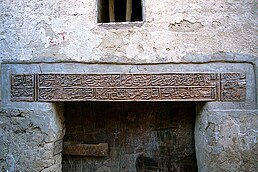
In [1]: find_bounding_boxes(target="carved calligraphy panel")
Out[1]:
[37,73,218,101]
[11,75,35,101]
[37,73,217,87]
[220,73,246,101]
[10,73,246,102]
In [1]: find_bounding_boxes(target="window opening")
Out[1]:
[97,0,143,23]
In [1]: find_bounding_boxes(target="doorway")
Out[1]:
[62,102,197,172]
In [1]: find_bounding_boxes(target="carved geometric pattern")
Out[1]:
[10,73,246,102]
[220,73,246,101]
[10,74,35,101]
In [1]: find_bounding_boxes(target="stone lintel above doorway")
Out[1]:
[10,73,246,102]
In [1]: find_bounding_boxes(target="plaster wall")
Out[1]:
[0,0,258,104]
[0,0,257,171]
[0,0,257,63]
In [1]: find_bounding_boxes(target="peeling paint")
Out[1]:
[168,20,204,32]
[0,0,257,62]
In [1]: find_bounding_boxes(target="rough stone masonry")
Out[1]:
[0,0,257,172]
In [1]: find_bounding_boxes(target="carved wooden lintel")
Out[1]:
[10,73,246,102]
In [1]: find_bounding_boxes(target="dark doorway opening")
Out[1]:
[97,0,143,23]
[62,102,197,172]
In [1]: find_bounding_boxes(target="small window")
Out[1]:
[97,0,143,23]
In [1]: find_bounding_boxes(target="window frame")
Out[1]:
[95,0,145,26]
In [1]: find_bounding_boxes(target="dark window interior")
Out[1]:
[97,0,143,23]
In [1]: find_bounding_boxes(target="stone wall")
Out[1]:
[0,103,65,172]
[195,103,258,172]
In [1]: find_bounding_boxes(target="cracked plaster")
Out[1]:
[0,0,257,171]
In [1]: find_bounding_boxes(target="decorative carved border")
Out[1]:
[11,74,35,102]
[10,73,246,102]
[220,73,246,101]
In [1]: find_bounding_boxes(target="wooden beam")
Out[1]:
[63,142,109,157]
[109,0,115,22]
[126,0,132,22]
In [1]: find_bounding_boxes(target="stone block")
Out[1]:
[195,106,258,172]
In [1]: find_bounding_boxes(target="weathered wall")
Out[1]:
[0,0,257,172]
[1,62,256,171]
[0,0,257,99]
[0,103,65,172]
[195,103,258,172]
[0,0,257,62]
